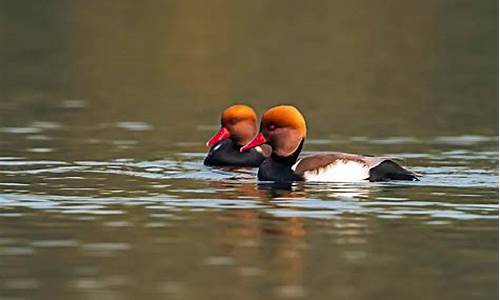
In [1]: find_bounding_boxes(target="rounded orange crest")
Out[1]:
[261,105,307,137]
[221,104,257,125]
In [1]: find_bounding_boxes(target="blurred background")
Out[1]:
[1,0,497,148]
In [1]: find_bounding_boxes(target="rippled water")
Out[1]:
[0,117,498,299]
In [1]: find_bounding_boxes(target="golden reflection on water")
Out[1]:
[214,208,308,297]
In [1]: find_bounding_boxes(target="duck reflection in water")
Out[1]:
[212,195,307,297]
[207,180,373,298]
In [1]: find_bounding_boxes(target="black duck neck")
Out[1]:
[270,139,304,166]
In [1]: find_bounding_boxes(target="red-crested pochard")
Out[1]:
[240,105,420,182]
[204,104,270,167]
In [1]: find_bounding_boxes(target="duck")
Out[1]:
[240,105,420,182]
[204,104,270,167]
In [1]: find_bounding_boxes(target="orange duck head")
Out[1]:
[241,105,307,157]
[206,104,259,147]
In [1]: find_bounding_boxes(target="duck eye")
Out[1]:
[228,118,239,125]
[267,124,276,131]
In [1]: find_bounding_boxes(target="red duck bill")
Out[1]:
[206,127,231,147]
[240,133,267,152]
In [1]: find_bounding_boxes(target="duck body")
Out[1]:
[204,139,267,167]
[241,105,421,183]
[257,151,419,182]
